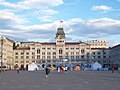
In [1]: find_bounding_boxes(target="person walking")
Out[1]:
[111,67,115,73]
[45,67,50,77]
[16,67,20,74]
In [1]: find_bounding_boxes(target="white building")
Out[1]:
[13,27,110,69]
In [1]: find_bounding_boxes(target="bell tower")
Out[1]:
[55,27,66,45]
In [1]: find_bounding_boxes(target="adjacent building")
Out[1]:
[110,44,120,66]
[0,36,14,69]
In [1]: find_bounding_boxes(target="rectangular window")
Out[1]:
[71,48,74,50]
[66,48,69,50]
[21,52,24,55]
[52,52,56,55]
[15,52,18,55]
[65,56,69,59]
[92,52,95,55]
[98,56,101,58]
[15,61,18,63]
[98,52,101,54]
[42,52,45,55]
[76,56,79,59]
[32,52,35,55]
[21,56,24,59]
[47,56,51,59]
[53,48,56,50]
[26,56,29,59]
[71,52,74,55]
[47,52,51,55]
[103,52,106,54]
[47,48,51,50]
[71,56,74,59]
[26,52,29,55]
[53,56,56,59]
[15,56,18,59]
[76,48,79,50]
[59,56,62,59]
[21,61,24,63]
[26,61,29,63]
[103,56,106,58]
[76,52,79,55]
[32,48,35,50]
[81,55,84,59]
[37,55,40,59]
[42,56,45,59]
[42,48,46,50]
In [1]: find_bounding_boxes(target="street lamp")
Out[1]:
[0,36,3,71]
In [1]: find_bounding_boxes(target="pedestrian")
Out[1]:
[45,67,50,77]
[57,67,60,72]
[16,67,20,74]
[111,67,115,73]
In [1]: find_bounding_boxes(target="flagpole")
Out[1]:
[60,20,63,28]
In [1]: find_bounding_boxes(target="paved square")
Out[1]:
[0,70,120,90]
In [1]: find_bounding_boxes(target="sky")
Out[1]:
[0,0,120,47]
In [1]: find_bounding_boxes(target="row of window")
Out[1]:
[15,50,86,55]
[92,56,107,59]
[16,55,108,60]
[92,52,106,55]
[15,61,29,63]
[91,44,107,46]
[15,55,89,60]
[15,59,110,64]
[32,48,89,50]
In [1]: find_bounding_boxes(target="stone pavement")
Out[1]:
[0,70,120,90]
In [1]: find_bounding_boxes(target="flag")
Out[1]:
[60,20,63,23]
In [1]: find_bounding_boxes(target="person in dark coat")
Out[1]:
[45,67,50,77]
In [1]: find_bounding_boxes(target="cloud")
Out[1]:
[33,9,58,22]
[39,16,53,22]
[0,0,62,23]
[0,9,27,25]
[92,5,112,11]
[66,18,120,38]
[0,0,63,10]
[0,18,120,43]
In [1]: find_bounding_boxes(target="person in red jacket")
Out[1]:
[111,67,115,73]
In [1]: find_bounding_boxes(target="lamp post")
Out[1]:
[23,50,25,70]
[0,37,3,71]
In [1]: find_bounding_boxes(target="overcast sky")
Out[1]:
[0,0,120,47]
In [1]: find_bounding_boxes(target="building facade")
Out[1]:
[110,44,120,66]
[87,40,109,48]
[0,36,14,69]
[13,27,110,69]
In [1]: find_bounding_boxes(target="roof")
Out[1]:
[91,48,109,50]
[17,41,90,45]
[14,47,30,50]
[111,44,120,49]
[65,42,89,45]
[6,37,14,43]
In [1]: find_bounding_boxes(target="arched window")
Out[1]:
[37,49,40,54]
[59,49,63,54]
[81,49,85,54]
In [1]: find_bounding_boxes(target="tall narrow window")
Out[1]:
[81,49,85,54]
[59,49,63,54]
[37,49,40,54]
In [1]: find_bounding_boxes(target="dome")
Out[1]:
[56,27,65,39]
